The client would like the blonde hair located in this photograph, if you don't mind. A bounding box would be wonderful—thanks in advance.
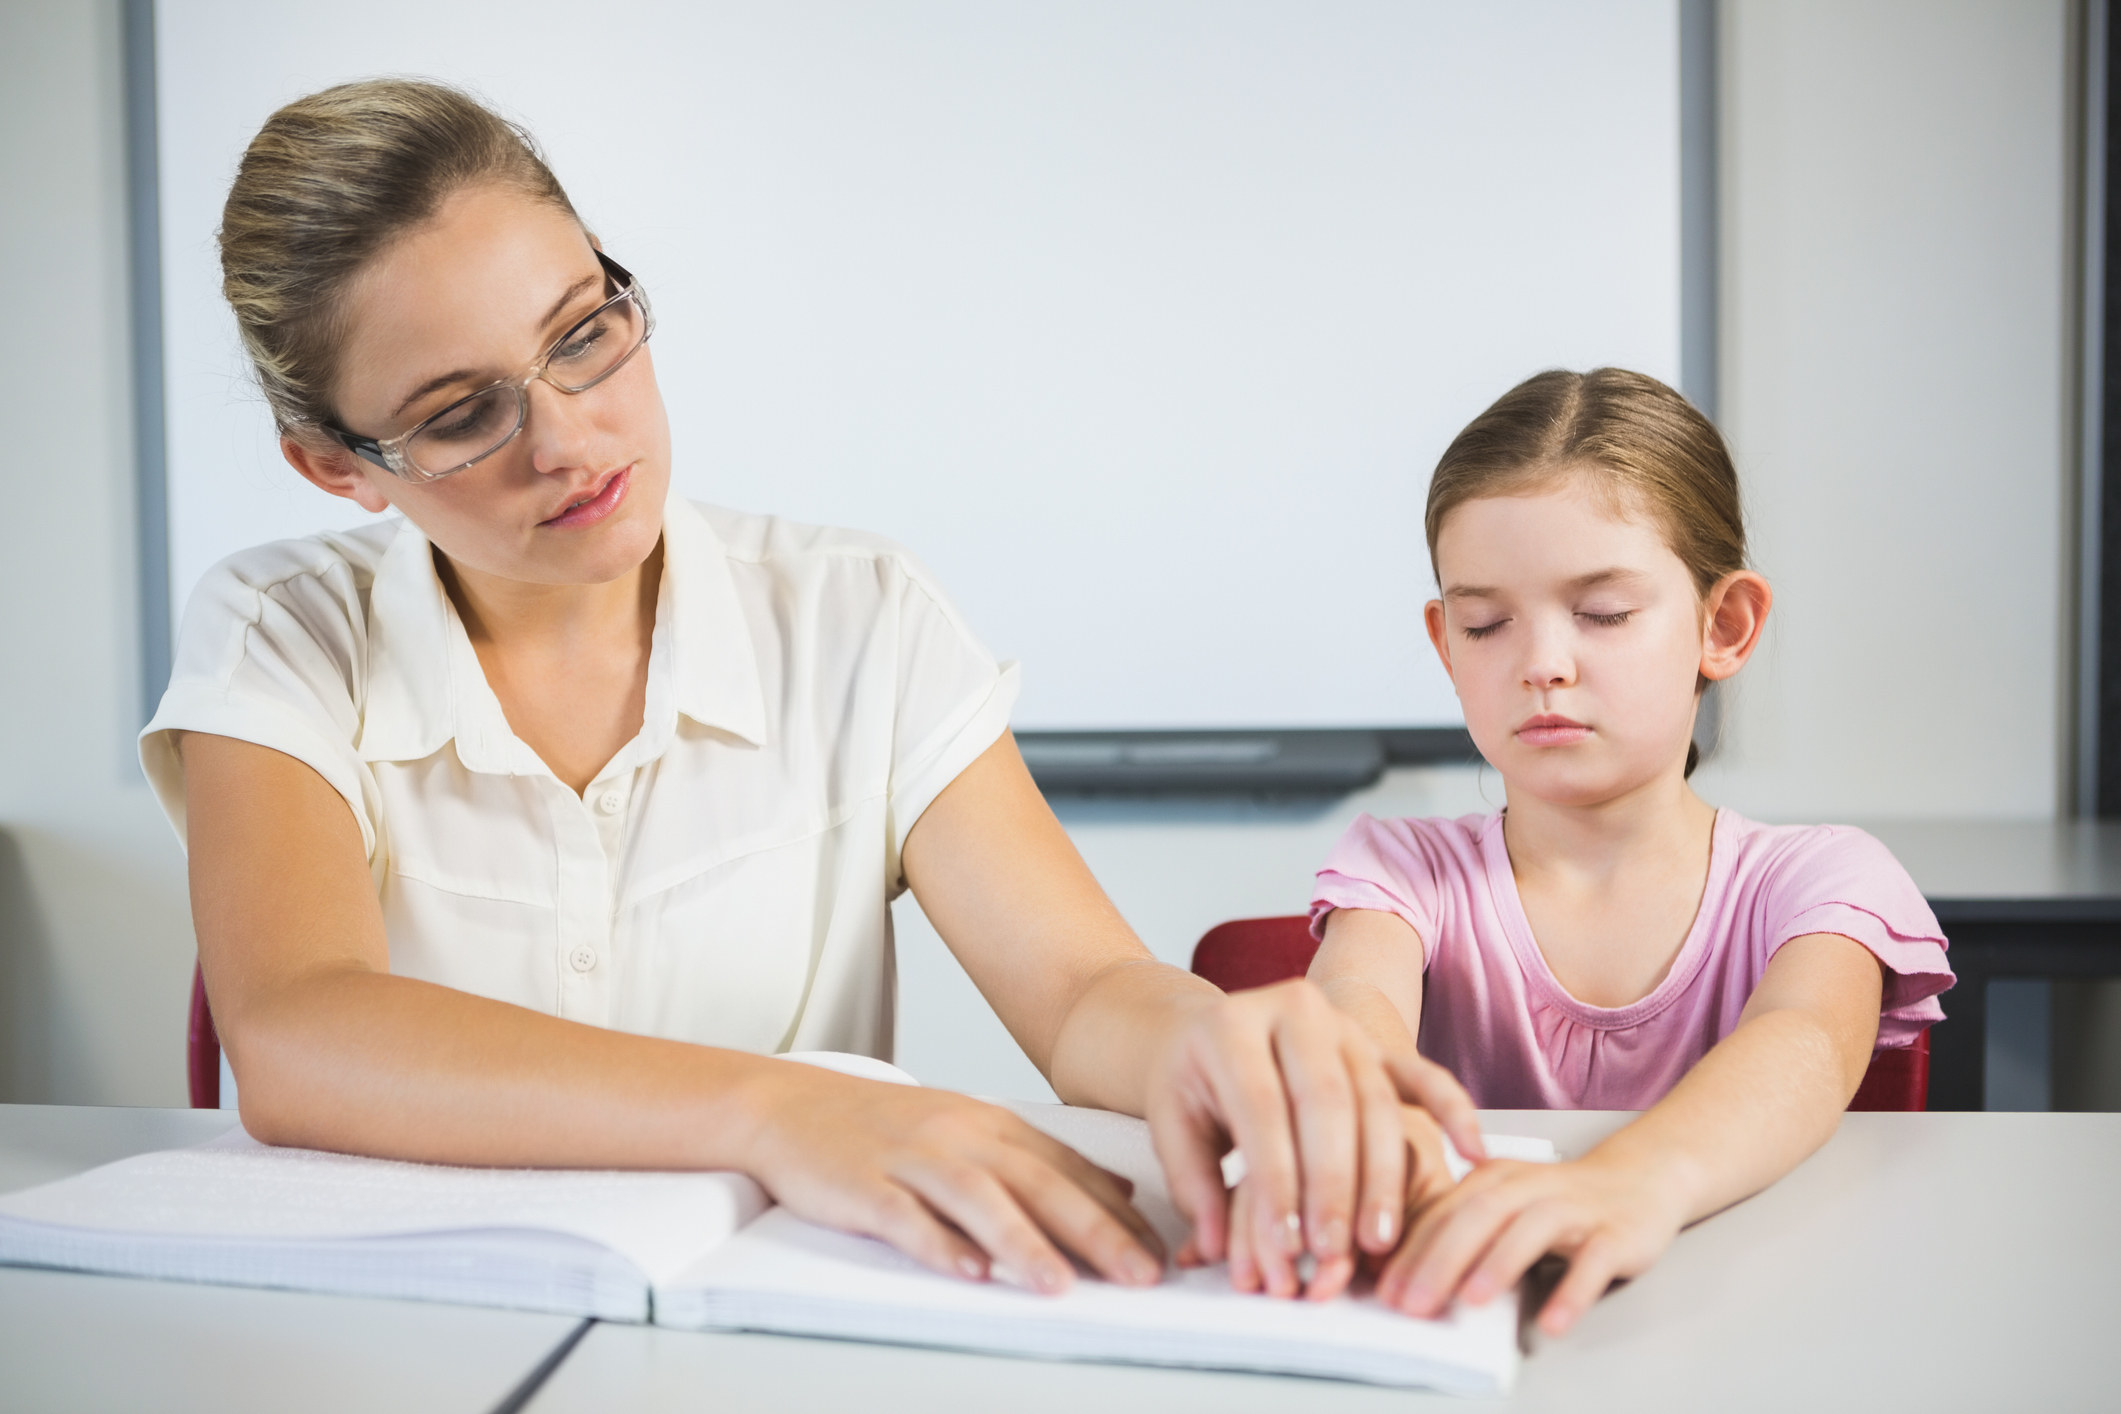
[218,78,581,434]
[1425,367,1748,775]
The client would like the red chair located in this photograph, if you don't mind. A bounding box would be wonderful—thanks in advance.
[1189,915,1929,1111]
[187,961,223,1109]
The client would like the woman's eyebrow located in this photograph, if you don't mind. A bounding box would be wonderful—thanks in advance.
[387,272,606,419]
[539,272,601,331]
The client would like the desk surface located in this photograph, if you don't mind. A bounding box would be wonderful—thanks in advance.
[0,1104,581,1414]
[1859,818,2121,917]
[5,1105,2116,1414]
[529,1108,2121,1414]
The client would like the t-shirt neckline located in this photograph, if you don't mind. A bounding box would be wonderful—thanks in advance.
[1479,807,1732,1030]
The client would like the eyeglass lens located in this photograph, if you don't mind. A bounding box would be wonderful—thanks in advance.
[405,291,648,476]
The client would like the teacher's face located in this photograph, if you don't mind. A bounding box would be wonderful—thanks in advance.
[291,182,671,588]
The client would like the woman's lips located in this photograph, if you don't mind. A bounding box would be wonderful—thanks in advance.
[540,466,632,529]
[1516,714,1591,747]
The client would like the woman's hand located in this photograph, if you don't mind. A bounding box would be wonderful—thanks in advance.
[1146,980,1485,1300]
[1218,1099,1464,1301]
[733,1062,1166,1294]
[1378,1151,1693,1335]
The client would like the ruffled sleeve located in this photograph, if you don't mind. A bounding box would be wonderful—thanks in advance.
[1761,826,1955,1047]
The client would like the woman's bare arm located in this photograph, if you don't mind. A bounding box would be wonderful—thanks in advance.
[901,735,1479,1298]
[180,730,1161,1293]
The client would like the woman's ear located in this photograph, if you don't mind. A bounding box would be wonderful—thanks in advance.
[1699,570,1772,682]
[281,433,393,514]
[1424,598,1457,684]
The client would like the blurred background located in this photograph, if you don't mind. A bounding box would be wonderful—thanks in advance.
[4,0,2115,1111]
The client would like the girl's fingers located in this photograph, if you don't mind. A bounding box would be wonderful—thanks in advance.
[1383,1051,1486,1163]
[1460,1203,1574,1308]
[1539,1234,1622,1336]
[1395,1181,1519,1317]
[1302,1250,1358,1303]
[1348,1042,1409,1257]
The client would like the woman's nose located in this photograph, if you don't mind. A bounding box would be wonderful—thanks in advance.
[521,377,601,475]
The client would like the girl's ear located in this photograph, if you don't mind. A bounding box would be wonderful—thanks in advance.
[1424,598,1457,684]
[1699,570,1772,681]
[281,433,394,514]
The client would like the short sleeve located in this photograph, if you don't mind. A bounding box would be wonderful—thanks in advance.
[1761,826,1955,1047]
[138,542,382,859]
[881,553,1019,871]
[1307,814,1453,967]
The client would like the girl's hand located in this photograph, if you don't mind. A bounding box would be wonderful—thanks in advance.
[1379,1152,1693,1335]
[1146,979,1485,1299]
[736,1064,1166,1294]
[1219,1100,1464,1301]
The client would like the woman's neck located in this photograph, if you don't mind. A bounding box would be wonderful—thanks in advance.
[435,544,661,655]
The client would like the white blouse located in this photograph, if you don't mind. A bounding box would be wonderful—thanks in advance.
[140,493,1018,1060]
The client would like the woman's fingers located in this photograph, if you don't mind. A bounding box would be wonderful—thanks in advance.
[1226,1177,1261,1293]
[856,1183,996,1284]
[1269,994,1363,1270]
[1352,1060,1410,1256]
[1383,1051,1485,1163]
[993,1147,1166,1287]
[1009,1128,1166,1263]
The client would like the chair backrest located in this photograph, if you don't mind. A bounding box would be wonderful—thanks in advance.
[187,961,221,1109]
[1189,914,1928,1112]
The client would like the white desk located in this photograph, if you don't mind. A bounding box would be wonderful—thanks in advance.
[0,1104,583,1414]
[5,1106,2116,1413]
[527,1110,2121,1413]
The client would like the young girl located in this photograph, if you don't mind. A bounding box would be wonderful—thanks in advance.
[146,78,1447,1300]
[1298,368,1953,1333]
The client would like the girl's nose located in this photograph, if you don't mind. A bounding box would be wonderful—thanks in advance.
[1520,620,1577,690]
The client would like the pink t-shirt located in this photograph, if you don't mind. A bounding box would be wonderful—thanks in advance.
[1309,810,1954,1110]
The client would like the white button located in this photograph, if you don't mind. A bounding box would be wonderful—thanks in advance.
[595,789,626,815]
[569,947,598,972]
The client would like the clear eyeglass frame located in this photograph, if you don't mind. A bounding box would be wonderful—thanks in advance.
[326,251,655,484]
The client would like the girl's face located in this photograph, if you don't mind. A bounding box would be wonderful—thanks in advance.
[1424,472,1766,808]
[287,182,671,588]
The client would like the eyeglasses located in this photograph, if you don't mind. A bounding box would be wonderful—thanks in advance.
[327,251,655,483]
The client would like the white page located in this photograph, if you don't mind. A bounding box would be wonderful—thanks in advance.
[0,1128,767,1318]
[659,1105,1553,1392]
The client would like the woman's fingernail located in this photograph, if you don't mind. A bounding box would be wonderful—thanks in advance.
[1126,1253,1161,1284]
[1038,1263,1069,1293]
[958,1254,987,1280]
[1373,1210,1396,1246]
[1281,1211,1305,1254]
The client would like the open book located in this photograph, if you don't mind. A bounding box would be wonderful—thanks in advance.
[0,1059,1552,1395]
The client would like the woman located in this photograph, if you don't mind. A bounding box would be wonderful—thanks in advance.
[143,79,1480,1299]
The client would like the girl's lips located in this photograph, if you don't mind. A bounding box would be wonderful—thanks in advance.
[540,466,632,529]
[1517,715,1591,747]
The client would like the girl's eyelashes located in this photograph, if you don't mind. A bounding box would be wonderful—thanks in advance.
[1577,610,1634,628]
[1461,620,1508,640]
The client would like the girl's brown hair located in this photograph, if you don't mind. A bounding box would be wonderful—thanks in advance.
[218,78,581,435]
[1425,367,1747,774]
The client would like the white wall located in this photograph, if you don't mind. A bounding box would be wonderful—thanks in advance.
[0,0,195,1106]
[0,0,2098,1107]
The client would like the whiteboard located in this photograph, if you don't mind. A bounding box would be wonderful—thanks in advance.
[154,0,1681,731]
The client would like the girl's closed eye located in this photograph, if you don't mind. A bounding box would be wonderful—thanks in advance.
[1461,618,1509,640]
[1576,610,1633,628]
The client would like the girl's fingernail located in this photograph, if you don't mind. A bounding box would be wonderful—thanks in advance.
[1125,1253,1161,1285]
[1312,1217,1347,1257]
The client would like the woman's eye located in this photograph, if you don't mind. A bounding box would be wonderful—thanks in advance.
[1461,620,1507,640]
[553,320,609,363]
[1579,611,1633,628]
